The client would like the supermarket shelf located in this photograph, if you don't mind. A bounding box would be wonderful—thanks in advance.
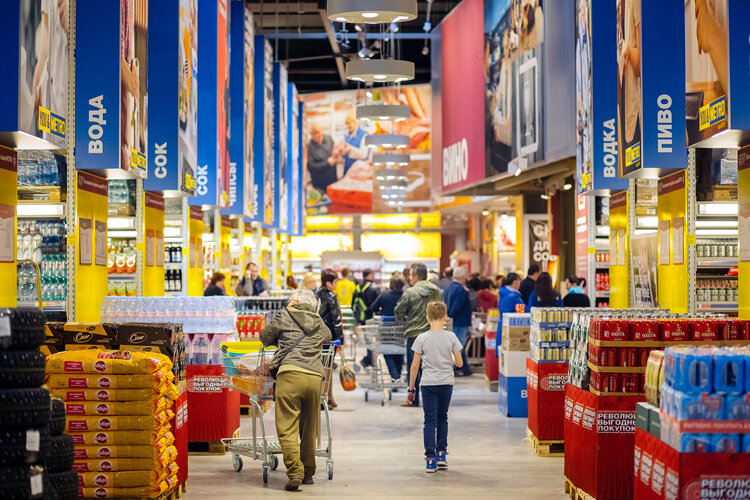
[595,263,610,269]
[695,275,738,279]
[588,361,646,374]
[16,202,66,218]
[108,274,137,281]
[696,302,738,312]
[17,186,64,202]
[165,262,182,270]
[17,300,65,312]
[595,291,610,297]
[696,258,738,267]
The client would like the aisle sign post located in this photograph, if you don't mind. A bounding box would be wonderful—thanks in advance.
[608,190,629,309]
[617,0,685,178]
[75,0,149,178]
[576,0,627,195]
[143,192,165,296]
[146,0,198,196]
[75,172,109,321]
[657,170,688,313]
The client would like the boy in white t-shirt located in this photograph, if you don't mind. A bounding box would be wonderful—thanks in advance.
[407,301,464,473]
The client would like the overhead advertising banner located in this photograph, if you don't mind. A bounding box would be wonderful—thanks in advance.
[296,101,305,236]
[576,0,627,195]
[273,63,288,232]
[288,85,301,236]
[254,35,274,225]
[146,0,198,196]
[0,1,69,149]
[685,0,750,148]
[75,0,148,177]
[436,0,484,192]
[527,217,550,271]
[193,0,230,207]
[302,85,431,215]
[225,1,255,216]
[617,0,685,178]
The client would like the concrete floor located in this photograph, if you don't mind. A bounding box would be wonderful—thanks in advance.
[185,374,568,499]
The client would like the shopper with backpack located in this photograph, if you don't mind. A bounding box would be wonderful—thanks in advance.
[352,269,379,368]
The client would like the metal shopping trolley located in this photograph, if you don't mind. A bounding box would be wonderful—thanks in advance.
[360,317,407,405]
[221,341,338,483]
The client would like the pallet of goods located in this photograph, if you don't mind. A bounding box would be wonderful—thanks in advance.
[634,346,750,499]
[46,350,181,499]
[564,311,750,500]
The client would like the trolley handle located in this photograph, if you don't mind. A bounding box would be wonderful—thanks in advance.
[331,340,342,346]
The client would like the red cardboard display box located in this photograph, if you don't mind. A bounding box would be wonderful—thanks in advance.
[527,359,568,441]
[485,332,499,385]
[634,428,750,500]
[564,384,644,500]
[187,365,240,443]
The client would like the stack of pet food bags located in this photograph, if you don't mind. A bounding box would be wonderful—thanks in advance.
[0,308,77,500]
[45,350,180,498]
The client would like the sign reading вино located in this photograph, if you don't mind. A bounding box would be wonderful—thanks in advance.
[576,0,627,195]
[146,0,197,196]
[617,0,685,178]
[76,0,148,178]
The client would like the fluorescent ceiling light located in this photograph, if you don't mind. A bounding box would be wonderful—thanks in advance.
[563,183,573,191]
[346,59,414,83]
[366,134,409,150]
[357,104,410,122]
[695,220,738,228]
[637,216,658,228]
[696,229,738,236]
[202,233,214,243]
[108,230,137,239]
[373,153,410,166]
[17,203,65,217]
[698,202,738,216]
[327,0,417,24]
[540,194,549,200]
[164,227,181,238]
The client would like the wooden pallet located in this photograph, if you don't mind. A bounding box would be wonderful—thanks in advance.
[526,427,564,457]
[564,477,597,500]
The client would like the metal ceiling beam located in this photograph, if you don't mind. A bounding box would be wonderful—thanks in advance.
[318,9,347,87]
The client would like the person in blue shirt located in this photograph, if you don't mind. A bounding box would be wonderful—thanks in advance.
[527,272,563,310]
[342,112,369,175]
[498,273,524,319]
[443,266,472,376]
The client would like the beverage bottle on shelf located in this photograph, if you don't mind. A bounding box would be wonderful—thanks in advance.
[192,335,209,365]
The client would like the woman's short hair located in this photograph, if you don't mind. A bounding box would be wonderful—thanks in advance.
[289,289,317,307]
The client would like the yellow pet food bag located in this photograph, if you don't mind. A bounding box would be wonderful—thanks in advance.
[78,470,166,488]
[74,445,177,461]
[70,427,171,447]
[46,350,172,374]
[78,482,169,499]
[64,398,170,417]
[46,370,174,389]
[51,386,173,402]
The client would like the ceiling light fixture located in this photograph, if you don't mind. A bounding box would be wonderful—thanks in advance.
[482,209,490,216]
[501,213,509,220]
[373,153,410,166]
[357,104,410,122]
[514,168,522,176]
[563,183,573,191]
[365,134,409,150]
[540,193,549,200]
[327,0,417,24]
[346,59,414,83]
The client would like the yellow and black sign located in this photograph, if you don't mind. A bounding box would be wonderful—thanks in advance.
[38,106,66,138]
[625,142,641,168]
[130,150,147,171]
[185,173,197,191]
[699,96,726,131]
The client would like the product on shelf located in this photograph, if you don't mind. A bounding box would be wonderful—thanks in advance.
[529,308,581,362]
[45,350,180,499]
[695,242,738,258]
[165,270,183,292]
[17,150,64,187]
[501,313,530,351]
[107,180,136,217]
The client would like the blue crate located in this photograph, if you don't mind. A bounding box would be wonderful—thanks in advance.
[498,373,528,417]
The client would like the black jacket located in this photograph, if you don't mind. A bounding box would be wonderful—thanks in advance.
[563,293,591,308]
[370,290,403,317]
[203,284,225,296]
[317,287,344,342]
[519,277,536,304]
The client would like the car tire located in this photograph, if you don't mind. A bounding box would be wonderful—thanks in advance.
[0,465,46,499]
[0,350,46,389]
[0,308,47,351]
[48,470,78,500]
[0,427,50,466]
[44,435,74,473]
[49,399,65,436]
[0,388,51,428]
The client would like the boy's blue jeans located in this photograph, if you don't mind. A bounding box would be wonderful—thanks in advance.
[421,385,453,459]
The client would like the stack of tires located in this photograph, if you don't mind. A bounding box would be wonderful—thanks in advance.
[0,308,77,500]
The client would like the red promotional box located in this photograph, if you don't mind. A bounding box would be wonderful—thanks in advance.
[660,321,689,342]
[689,320,719,342]
[564,384,644,500]
[593,319,630,342]
[634,428,750,500]
[186,365,240,443]
[526,359,568,441]
[632,320,660,342]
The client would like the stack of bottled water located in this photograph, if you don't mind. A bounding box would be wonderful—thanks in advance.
[17,150,63,187]
[101,296,236,334]
[17,261,40,303]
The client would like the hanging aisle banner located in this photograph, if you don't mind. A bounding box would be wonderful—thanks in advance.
[146,0,198,196]
[685,0,750,148]
[296,101,305,236]
[0,1,69,149]
[255,35,274,225]
[194,0,230,207]
[226,1,257,217]
[288,84,300,236]
[576,0,627,195]
[273,63,288,232]
[75,0,148,178]
[617,0,685,178]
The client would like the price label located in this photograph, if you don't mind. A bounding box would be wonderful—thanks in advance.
[26,430,40,452]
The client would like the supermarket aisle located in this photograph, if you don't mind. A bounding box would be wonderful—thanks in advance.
[184,375,566,498]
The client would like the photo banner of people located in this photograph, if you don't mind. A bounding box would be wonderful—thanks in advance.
[484,0,545,178]
[121,0,148,178]
[18,0,69,148]
[178,0,198,195]
[302,84,431,215]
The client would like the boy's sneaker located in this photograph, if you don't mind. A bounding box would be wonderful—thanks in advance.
[437,451,448,470]
[425,458,438,473]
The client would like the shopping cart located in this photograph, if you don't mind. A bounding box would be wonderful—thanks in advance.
[221,341,339,483]
[466,312,487,367]
[359,317,407,405]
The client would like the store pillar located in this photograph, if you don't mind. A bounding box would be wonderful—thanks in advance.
[187,206,204,296]
[656,170,688,313]
[739,146,750,319]
[609,189,629,309]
